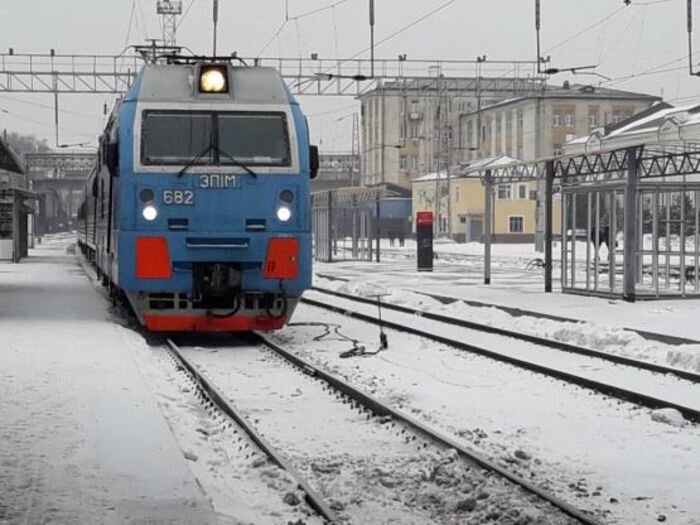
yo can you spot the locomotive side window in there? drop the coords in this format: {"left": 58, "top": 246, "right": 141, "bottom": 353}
{"left": 141, "top": 111, "right": 291, "bottom": 168}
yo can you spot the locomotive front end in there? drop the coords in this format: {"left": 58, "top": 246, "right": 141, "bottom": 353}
{"left": 111, "top": 61, "right": 316, "bottom": 331}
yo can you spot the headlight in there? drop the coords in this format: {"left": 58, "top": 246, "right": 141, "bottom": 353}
{"left": 276, "top": 205, "right": 292, "bottom": 222}
{"left": 199, "top": 66, "right": 228, "bottom": 93}
{"left": 142, "top": 205, "right": 158, "bottom": 221}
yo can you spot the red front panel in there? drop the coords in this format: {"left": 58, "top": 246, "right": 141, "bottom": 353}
{"left": 263, "top": 238, "right": 299, "bottom": 280}
{"left": 136, "top": 237, "right": 172, "bottom": 280}
{"left": 144, "top": 314, "right": 289, "bottom": 332}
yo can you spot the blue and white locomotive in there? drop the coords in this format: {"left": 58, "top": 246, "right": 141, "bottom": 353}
{"left": 79, "top": 59, "right": 317, "bottom": 331}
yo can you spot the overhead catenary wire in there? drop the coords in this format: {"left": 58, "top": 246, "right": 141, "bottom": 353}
{"left": 343, "top": 0, "right": 458, "bottom": 63}
{"left": 256, "top": 0, "right": 355, "bottom": 57}
{"left": 0, "top": 106, "right": 96, "bottom": 139}
{"left": 0, "top": 95, "right": 102, "bottom": 121}
{"left": 135, "top": 0, "right": 150, "bottom": 41}
{"left": 176, "top": 0, "right": 198, "bottom": 29}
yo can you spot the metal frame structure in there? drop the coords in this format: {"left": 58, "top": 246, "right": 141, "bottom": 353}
{"left": 468, "top": 144, "right": 700, "bottom": 301}
{"left": 0, "top": 52, "right": 541, "bottom": 96}
{"left": 24, "top": 152, "right": 96, "bottom": 234}
{"left": 312, "top": 187, "right": 385, "bottom": 263}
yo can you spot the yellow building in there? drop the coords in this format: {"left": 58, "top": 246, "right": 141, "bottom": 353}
{"left": 412, "top": 166, "right": 561, "bottom": 243}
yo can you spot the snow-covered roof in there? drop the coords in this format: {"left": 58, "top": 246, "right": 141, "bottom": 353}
{"left": 412, "top": 156, "right": 522, "bottom": 183}
{"left": 565, "top": 103, "right": 700, "bottom": 154}
{"left": 412, "top": 171, "right": 459, "bottom": 183}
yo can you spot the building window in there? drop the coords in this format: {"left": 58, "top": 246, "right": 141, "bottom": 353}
{"left": 496, "top": 114, "right": 502, "bottom": 134}
{"left": 509, "top": 216, "right": 524, "bottom": 233}
{"left": 410, "top": 157, "right": 418, "bottom": 170}
{"left": 553, "top": 114, "right": 562, "bottom": 127}
{"left": 518, "top": 184, "right": 528, "bottom": 200}
{"left": 564, "top": 114, "right": 575, "bottom": 128}
{"left": 589, "top": 112, "right": 599, "bottom": 128}
{"left": 517, "top": 109, "right": 524, "bottom": 129}
{"left": 399, "top": 155, "right": 407, "bottom": 170}
{"left": 497, "top": 184, "right": 512, "bottom": 199}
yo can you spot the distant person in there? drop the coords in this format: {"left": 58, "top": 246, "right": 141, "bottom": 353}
{"left": 590, "top": 225, "right": 617, "bottom": 260}
{"left": 398, "top": 232, "right": 405, "bottom": 247}
{"left": 389, "top": 232, "right": 396, "bottom": 247}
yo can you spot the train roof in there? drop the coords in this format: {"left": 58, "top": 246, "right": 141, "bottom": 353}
{"left": 125, "top": 64, "right": 292, "bottom": 105}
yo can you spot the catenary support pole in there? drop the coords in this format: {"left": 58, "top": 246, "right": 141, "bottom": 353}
{"left": 484, "top": 169, "right": 493, "bottom": 285}
{"left": 375, "top": 193, "right": 381, "bottom": 263}
{"left": 327, "top": 191, "right": 333, "bottom": 263}
{"left": 545, "top": 160, "right": 554, "bottom": 292}
{"left": 624, "top": 147, "right": 640, "bottom": 302}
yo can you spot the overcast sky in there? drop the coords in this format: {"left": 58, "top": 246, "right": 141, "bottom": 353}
{"left": 0, "top": 0, "right": 695, "bottom": 151}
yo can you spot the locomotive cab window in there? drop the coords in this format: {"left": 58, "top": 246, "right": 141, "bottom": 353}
{"left": 141, "top": 111, "right": 291, "bottom": 168}
{"left": 142, "top": 112, "right": 212, "bottom": 165}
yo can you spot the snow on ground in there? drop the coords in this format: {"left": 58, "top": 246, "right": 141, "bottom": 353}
{"left": 182, "top": 342, "right": 577, "bottom": 525}
{"left": 317, "top": 239, "right": 700, "bottom": 343}
{"left": 316, "top": 275, "right": 700, "bottom": 374}
{"left": 272, "top": 305, "right": 700, "bottom": 524}
{"left": 118, "top": 329, "right": 321, "bottom": 525}
{"left": 0, "top": 236, "right": 216, "bottom": 524}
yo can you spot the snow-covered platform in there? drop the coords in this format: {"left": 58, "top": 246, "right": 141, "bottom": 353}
{"left": 0, "top": 236, "right": 216, "bottom": 524}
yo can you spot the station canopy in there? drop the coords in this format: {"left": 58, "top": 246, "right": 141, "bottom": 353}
{"left": 0, "top": 135, "right": 23, "bottom": 174}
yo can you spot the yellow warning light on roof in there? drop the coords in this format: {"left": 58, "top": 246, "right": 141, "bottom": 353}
{"left": 199, "top": 65, "right": 228, "bottom": 93}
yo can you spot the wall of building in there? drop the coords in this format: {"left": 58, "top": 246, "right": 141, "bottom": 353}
{"left": 413, "top": 177, "right": 562, "bottom": 243}
{"left": 460, "top": 94, "right": 656, "bottom": 164}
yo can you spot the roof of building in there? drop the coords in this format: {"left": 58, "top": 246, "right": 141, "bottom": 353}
{"left": 457, "top": 83, "right": 660, "bottom": 118}
{"left": 564, "top": 102, "right": 700, "bottom": 153}
{"left": 361, "top": 78, "right": 659, "bottom": 106}
{"left": 374, "top": 77, "right": 542, "bottom": 93}
{"left": 413, "top": 156, "right": 522, "bottom": 183}
{"left": 0, "top": 136, "right": 24, "bottom": 174}
{"left": 413, "top": 171, "right": 457, "bottom": 183}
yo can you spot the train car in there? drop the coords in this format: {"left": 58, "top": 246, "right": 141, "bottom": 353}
{"left": 78, "top": 58, "right": 318, "bottom": 332}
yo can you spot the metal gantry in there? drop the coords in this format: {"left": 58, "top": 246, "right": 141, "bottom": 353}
{"left": 0, "top": 52, "right": 541, "bottom": 96}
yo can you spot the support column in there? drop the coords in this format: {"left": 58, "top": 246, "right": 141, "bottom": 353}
{"left": 375, "top": 194, "right": 381, "bottom": 263}
{"left": 544, "top": 161, "right": 554, "bottom": 293}
{"left": 327, "top": 191, "right": 333, "bottom": 263}
{"left": 624, "top": 147, "right": 640, "bottom": 302}
{"left": 484, "top": 170, "right": 493, "bottom": 285}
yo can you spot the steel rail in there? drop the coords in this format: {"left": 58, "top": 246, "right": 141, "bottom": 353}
{"left": 301, "top": 295, "right": 700, "bottom": 424}
{"left": 313, "top": 273, "right": 698, "bottom": 345}
{"left": 254, "top": 333, "right": 602, "bottom": 525}
{"left": 313, "top": 286, "right": 700, "bottom": 384}
{"left": 165, "top": 339, "right": 339, "bottom": 524}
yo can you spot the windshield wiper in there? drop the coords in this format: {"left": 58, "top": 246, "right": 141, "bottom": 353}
{"left": 213, "top": 143, "right": 258, "bottom": 178}
{"left": 176, "top": 141, "right": 258, "bottom": 179}
{"left": 177, "top": 142, "right": 214, "bottom": 178}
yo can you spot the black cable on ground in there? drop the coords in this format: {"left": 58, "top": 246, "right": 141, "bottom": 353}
{"left": 288, "top": 321, "right": 385, "bottom": 358}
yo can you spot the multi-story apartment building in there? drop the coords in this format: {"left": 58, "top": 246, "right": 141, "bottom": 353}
{"left": 361, "top": 80, "right": 660, "bottom": 191}
{"left": 458, "top": 82, "right": 661, "bottom": 163}
{"left": 359, "top": 77, "right": 544, "bottom": 188}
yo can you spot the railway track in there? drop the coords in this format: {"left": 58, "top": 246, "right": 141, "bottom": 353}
{"left": 166, "top": 335, "right": 601, "bottom": 525}
{"left": 315, "top": 273, "right": 699, "bottom": 346}
{"left": 303, "top": 287, "right": 700, "bottom": 424}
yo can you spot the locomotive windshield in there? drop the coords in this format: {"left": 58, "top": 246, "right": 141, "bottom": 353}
{"left": 141, "top": 110, "right": 291, "bottom": 168}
